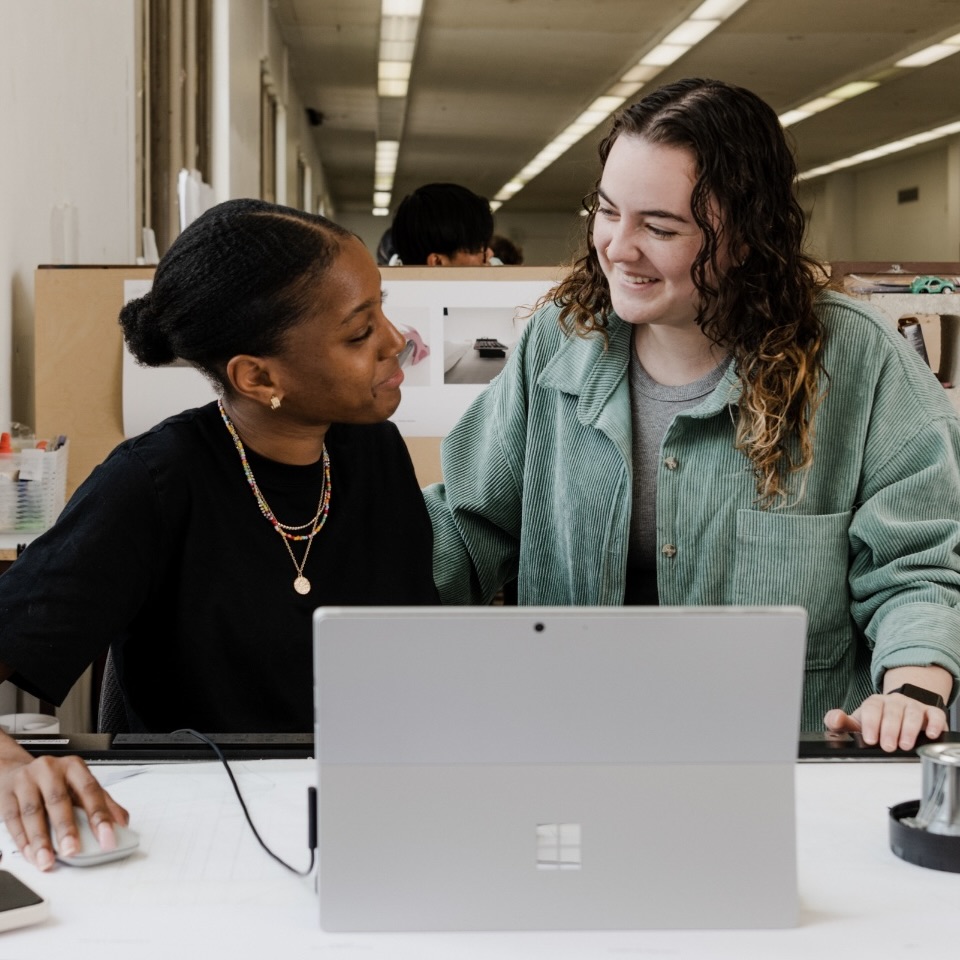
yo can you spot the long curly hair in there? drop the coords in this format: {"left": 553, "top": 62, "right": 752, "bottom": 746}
{"left": 552, "top": 78, "right": 829, "bottom": 507}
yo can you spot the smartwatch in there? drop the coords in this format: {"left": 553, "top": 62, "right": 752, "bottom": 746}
{"left": 887, "top": 683, "right": 946, "bottom": 711}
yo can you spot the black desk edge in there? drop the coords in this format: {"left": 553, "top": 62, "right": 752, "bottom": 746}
{"left": 11, "top": 731, "right": 960, "bottom": 763}
{"left": 12, "top": 731, "right": 315, "bottom": 761}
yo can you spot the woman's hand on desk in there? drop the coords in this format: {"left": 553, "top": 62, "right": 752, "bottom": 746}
{"left": 0, "top": 732, "right": 128, "bottom": 871}
{"left": 823, "top": 664, "right": 953, "bottom": 752}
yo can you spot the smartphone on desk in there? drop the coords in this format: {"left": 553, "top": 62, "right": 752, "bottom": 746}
{"left": 0, "top": 870, "right": 49, "bottom": 932}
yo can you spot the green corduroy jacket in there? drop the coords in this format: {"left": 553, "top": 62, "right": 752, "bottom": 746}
{"left": 424, "top": 290, "right": 960, "bottom": 730}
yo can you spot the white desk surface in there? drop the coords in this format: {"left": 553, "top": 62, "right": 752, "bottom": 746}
{"left": 0, "top": 759, "right": 956, "bottom": 959}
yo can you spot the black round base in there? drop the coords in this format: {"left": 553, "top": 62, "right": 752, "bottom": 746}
{"left": 889, "top": 800, "right": 960, "bottom": 873}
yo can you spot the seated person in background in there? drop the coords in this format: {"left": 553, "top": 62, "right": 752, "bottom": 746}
{"left": 489, "top": 234, "right": 525, "bottom": 265}
{"left": 390, "top": 182, "right": 494, "bottom": 266}
{"left": 0, "top": 198, "right": 438, "bottom": 869}
{"left": 424, "top": 77, "right": 960, "bottom": 752}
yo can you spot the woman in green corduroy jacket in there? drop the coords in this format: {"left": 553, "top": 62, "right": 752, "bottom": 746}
{"left": 425, "top": 78, "right": 960, "bottom": 749}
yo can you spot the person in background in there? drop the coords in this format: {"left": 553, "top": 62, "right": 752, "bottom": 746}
{"left": 489, "top": 234, "right": 525, "bottom": 265}
{"left": 424, "top": 77, "right": 960, "bottom": 751}
{"left": 390, "top": 182, "right": 494, "bottom": 266}
{"left": 0, "top": 198, "right": 438, "bottom": 869}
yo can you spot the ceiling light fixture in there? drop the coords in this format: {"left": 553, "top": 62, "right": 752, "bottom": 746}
{"left": 799, "top": 118, "right": 960, "bottom": 180}
{"left": 690, "top": 0, "right": 749, "bottom": 18}
{"left": 490, "top": 0, "right": 750, "bottom": 209}
{"left": 779, "top": 81, "right": 881, "bottom": 128}
{"left": 780, "top": 32, "right": 960, "bottom": 131}
{"left": 896, "top": 32, "right": 960, "bottom": 68}
{"left": 372, "top": 0, "right": 424, "bottom": 214}
{"left": 373, "top": 139, "right": 400, "bottom": 216}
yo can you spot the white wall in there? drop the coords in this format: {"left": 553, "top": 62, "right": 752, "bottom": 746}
{"left": 0, "top": 0, "right": 331, "bottom": 437}
{"left": 285, "top": 77, "right": 331, "bottom": 213}
{"left": 211, "top": 0, "right": 329, "bottom": 212}
{"left": 855, "top": 148, "right": 952, "bottom": 261}
{"left": 0, "top": 0, "right": 137, "bottom": 433}
{"left": 800, "top": 138, "right": 960, "bottom": 263}
{"left": 337, "top": 210, "right": 584, "bottom": 267}
{"left": 213, "top": 0, "right": 263, "bottom": 201}
{"left": 494, "top": 210, "right": 585, "bottom": 267}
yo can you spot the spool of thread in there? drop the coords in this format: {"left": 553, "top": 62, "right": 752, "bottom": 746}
{"left": 890, "top": 740, "right": 960, "bottom": 873}
{"left": 910, "top": 743, "right": 960, "bottom": 836}
{"left": 898, "top": 316, "right": 930, "bottom": 366}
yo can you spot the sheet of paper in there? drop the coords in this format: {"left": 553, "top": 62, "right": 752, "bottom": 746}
{"left": 121, "top": 280, "right": 217, "bottom": 437}
{"left": 385, "top": 277, "right": 554, "bottom": 436}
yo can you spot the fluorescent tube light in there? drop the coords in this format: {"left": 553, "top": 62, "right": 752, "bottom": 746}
{"left": 620, "top": 63, "right": 662, "bottom": 83}
{"left": 379, "top": 61, "right": 411, "bottom": 80}
{"left": 374, "top": 2, "right": 423, "bottom": 211}
{"left": 690, "top": 0, "right": 749, "bottom": 19}
{"left": 641, "top": 43, "right": 690, "bottom": 67}
{"left": 589, "top": 95, "right": 627, "bottom": 114}
{"left": 827, "top": 81, "right": 879, "bottom": 100}
{"left": 778, "top": 109, "right": 813, "bottom": 127}
{"left": 896, "top": 43, "right": 960, "bottom": 68}
{"left": 779, "top": 84, "right": 878, "bottom": 128}
{"left": 381, "top": 0, "right": 422, "bottom": 16}
{"left": 610, "top": 81, "right": 645, "bottom": 98}
{"left": 380, "top": 39, "right": 416, "bottom": 61}
{"left": 377, "top": 79, "right": 408, "bottom": 97}
{"left": 800, "top": 120, "right": 960, "bottom": 180}
{"left": 663, "top": 20, "right": 719, "bottom": 46}
{"left": 380, "top": 16, "right": 419, "bottom": 43}
{"left": 490, "top": 0, "right": 749, "bottom": 209}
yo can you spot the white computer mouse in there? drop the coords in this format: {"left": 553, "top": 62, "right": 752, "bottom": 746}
{"left": 51, "top": 808, "right": 140, "bottom": 867}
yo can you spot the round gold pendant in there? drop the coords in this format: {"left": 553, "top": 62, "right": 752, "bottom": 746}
{"left": 293, "top": 575, "right": 311, "bottom": 595}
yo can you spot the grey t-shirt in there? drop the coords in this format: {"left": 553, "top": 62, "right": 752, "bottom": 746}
{"left": 625, "top": 353, "right": 731, "bottom": 604}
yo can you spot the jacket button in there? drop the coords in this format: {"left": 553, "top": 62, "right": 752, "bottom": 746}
{"left": 664, "top": 456, "right": 679, "bottom": 470}
{"left": 661, "top": 543, "right": 677, "bottom": 558}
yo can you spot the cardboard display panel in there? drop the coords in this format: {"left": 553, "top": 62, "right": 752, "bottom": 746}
{"left": 35, "top": 266, "right": 155, "bottom": 499}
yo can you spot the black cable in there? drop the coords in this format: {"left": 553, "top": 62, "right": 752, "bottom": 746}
{"left": 172, "top": 728, "right": 316, "bottom": 877}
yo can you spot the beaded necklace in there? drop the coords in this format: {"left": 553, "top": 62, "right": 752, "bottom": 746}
{"left": 218, "top": 399, "right": 331, "bottom": 595}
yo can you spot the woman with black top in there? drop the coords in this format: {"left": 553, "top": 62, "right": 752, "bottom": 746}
{"left": 0, "top": 198, "right": 438, "bottom": 870}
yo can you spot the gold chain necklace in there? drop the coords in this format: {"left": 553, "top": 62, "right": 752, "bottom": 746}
{"left": 218, "top": 399, "right": 331, "bottom": 595}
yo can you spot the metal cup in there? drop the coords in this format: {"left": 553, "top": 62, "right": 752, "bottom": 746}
{"left": 914, "top": 743, "right": 960, "bottom": 836}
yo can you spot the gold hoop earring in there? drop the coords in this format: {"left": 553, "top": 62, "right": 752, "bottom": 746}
{"left": 270, "top": 395, "right": 281, "bottom": 410}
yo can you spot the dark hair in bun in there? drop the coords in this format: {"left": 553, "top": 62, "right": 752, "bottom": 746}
{"left": 119, "top": 198, "right": 353, "bottom": 389}
{"left": 118, "top": 290, "right": 176, "bottom": 366}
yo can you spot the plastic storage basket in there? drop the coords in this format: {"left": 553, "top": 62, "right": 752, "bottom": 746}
{"left": 0, "top": 440, "right": 69, "bottom": 533}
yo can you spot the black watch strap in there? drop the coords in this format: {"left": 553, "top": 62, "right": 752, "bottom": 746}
{"left": 888, "top": 683, "right": 946, "bottom": 711}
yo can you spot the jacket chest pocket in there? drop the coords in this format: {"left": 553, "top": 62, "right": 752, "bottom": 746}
{"left": 733, "top": 510, "right": 853, "bottom": 669}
